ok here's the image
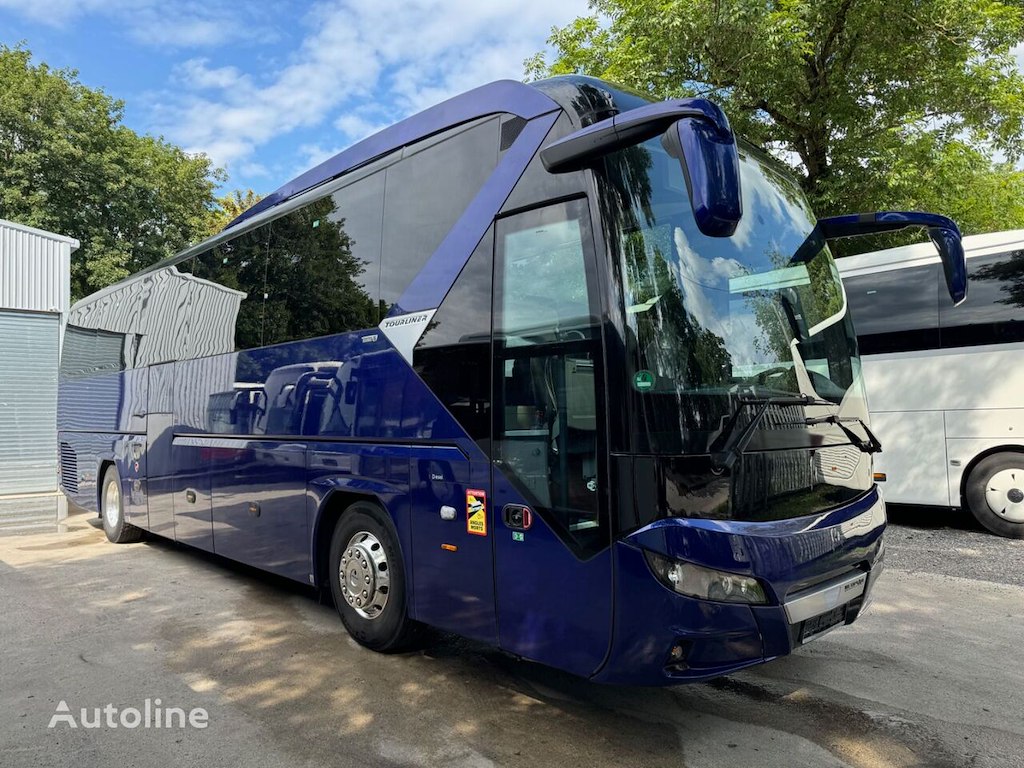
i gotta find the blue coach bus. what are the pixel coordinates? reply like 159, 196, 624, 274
57, 76, 967, 685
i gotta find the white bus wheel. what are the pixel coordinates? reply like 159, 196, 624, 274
965, 453, 1024, 539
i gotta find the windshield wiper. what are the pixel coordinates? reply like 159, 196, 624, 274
709, 394, 816, 471
804, 414, 882, 455
710, 393, 881, 470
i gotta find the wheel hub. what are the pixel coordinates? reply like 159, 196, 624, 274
103, 478, 120, 528
339, 531, 390, 620
984, 468, 1024, 523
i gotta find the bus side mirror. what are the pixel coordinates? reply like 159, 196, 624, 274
818, 211, 967, 305
926, 226, 968, 306
660, 112, 742, 238
539, 98, 743, 238
778, 289, 807, 342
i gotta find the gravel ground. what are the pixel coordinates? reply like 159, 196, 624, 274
885, 504, 1024, 586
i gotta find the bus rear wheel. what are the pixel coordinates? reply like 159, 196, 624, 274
100, 465, 143, 544
965, 452, 1024, 539
328, 502, 420, 651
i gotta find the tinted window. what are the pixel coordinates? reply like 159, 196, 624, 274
494, 200, 607, 558
331, 170, 385, 319
413, 228, 493, 446
191, 224, 270, 351
501, 113, 587, 214
263, 195, 379, 346
940, 250, 1024, 348
843, 264, 940, 354
380, 117, 501, 311
60, 325, 125, 379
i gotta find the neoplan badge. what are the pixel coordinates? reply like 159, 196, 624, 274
466, 489, 487, 536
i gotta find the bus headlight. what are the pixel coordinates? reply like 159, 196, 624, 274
644, 551, 768, 604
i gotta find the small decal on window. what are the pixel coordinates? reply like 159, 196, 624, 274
633, 370, 655, 391
466, 489, 487, 536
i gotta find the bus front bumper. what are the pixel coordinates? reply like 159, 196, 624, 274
592, 487, 886, 686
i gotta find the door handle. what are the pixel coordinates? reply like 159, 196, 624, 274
502, 504, 532, 530
185, 489, 196, 504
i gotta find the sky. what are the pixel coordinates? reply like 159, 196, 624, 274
0, 0, 591, 194
3, 3, 1022, 197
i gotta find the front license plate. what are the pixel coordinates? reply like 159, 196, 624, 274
801, 605, 847, 643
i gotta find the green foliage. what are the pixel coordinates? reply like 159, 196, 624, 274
263, 196, 377, 345
0, 45, 224, 300
527, 0, 1024, 244
206, 188, 263, 237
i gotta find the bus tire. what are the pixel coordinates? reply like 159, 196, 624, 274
965, 452, 1024, 539
100, 465, 143, 544
328, 501, 420, 652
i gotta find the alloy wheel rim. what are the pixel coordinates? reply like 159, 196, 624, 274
339, 531, 390, 619
104, 478, 120, 528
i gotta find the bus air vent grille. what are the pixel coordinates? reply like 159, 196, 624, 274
59, 442, 79, 493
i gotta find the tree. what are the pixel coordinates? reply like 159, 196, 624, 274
526, 1, 1024, 242
206, 188, 263, 237
0, 45, 224, 300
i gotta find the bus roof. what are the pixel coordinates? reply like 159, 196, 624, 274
227, 75, 649, 231
835, 229, 1024, 277
228, 79, 561, 230
80, 76, 651, 305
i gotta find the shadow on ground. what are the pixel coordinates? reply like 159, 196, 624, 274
884, 504, 983, 532
1, 511, 999, 768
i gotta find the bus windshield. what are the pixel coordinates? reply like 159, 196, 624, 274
600, 136, 862, 454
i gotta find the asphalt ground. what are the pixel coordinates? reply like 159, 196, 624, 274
0, 505, 1021, 768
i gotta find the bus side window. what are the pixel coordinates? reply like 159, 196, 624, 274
844, 265, 940, 354
413, 230, 494, 448
939, 249, 1024, 348
380, 116, 501, 312
494, 199, 607, 555
262, 186, 382, 346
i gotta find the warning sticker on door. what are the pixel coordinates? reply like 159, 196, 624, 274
466, 489, 487, 536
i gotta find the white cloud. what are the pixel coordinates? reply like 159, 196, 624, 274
237, 161, 270, 179
297, 142, 347, 171
0, 0, 272, 48
333, 113, 389, 145
148, 0, 590, 175
0, 0, 110, 24
3, 0, 591, 178
176, 59, 249, 91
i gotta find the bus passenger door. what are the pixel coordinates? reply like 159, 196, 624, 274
490, 200, 614, 678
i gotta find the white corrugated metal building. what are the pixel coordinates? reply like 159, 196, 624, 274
0, 219, 78, 532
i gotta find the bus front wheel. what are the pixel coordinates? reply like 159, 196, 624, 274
100, 465, 143, 544
965, 452, 1024, 539
328, 502, 420, 651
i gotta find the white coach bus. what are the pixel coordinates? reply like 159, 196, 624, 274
838, 230, 1024, 538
